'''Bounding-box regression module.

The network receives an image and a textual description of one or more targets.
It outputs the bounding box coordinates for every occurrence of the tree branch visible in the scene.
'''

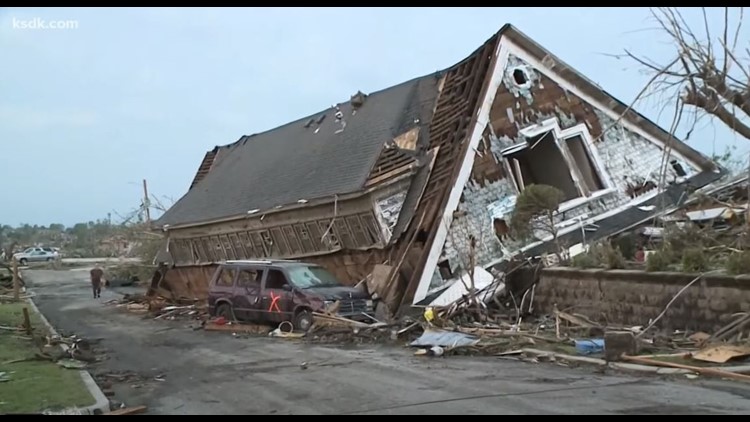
[684,88,750,140]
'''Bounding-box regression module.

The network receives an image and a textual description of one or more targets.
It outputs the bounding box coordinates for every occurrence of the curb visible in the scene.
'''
[25,294,110,415]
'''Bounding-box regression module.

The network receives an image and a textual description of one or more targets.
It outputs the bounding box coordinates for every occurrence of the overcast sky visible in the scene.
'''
[1,7,746,226]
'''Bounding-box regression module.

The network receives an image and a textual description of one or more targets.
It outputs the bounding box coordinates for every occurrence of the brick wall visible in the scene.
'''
[535,267,750,332]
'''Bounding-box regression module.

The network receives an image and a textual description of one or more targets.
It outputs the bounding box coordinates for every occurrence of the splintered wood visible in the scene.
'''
[622,355,750,383]
[105,405,147,415]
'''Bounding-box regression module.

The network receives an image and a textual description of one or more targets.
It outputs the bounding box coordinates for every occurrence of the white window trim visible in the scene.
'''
[557,187,614,213]
[505,39,704,172]
[508,117,614,209]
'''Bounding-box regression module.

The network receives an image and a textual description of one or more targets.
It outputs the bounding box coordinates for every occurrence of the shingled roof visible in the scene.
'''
[156,73,442,227]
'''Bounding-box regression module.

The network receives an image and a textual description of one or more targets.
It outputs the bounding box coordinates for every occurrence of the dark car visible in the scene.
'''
[207,260,373,332]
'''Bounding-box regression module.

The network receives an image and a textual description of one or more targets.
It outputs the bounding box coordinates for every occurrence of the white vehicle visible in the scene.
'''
[13,247,59,266]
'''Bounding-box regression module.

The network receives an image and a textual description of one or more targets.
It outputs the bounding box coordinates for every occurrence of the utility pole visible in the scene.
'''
[142,179,151,224]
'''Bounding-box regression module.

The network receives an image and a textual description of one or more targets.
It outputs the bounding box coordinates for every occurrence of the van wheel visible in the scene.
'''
[293,310,313,332]
[216,303,234,321]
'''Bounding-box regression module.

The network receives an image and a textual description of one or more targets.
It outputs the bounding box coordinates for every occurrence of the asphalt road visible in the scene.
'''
[27,269,750,415]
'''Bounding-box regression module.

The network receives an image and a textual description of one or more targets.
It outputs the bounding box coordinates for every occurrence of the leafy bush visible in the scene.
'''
[602,243,627,269]
[646,249,672,272]
[681,248,708,273]
[726,250,750,275]
[571,253,597,268]
[568,241,625,270]
[613,233,637,260]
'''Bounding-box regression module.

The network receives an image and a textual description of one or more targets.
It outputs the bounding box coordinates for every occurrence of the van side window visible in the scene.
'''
[238,269,263,287]
[216,268,236,287]
[265,269,289,290]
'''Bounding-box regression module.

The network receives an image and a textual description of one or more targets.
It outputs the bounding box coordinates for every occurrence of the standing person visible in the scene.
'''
[90,266,104,299]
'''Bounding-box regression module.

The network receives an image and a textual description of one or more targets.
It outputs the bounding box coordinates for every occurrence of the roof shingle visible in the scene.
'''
[157,73,442,227]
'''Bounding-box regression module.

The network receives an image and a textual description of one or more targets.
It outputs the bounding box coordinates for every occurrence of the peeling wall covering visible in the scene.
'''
[594,110,699,196]
[374,189,408,241]
[430,53,704,290]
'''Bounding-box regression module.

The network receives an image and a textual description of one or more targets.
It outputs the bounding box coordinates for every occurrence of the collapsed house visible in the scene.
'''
[152,24,721,314]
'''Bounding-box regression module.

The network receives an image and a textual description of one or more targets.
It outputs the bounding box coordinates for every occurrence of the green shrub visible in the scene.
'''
[568,241,626,270]
[571,253,597,269]
[613,233,637,260]
[681,248,708,273]
[726,250,750,275]
[646,249,672,272]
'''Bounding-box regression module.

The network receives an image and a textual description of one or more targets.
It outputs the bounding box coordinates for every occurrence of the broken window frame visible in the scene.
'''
[502,118,614,210]
[219,234,236,260]
[229,233,246,259]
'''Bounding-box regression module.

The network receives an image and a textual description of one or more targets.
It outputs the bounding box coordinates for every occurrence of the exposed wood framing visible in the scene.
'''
[169,210,384,265]
[385,33,502,310]
[189,147,219,190]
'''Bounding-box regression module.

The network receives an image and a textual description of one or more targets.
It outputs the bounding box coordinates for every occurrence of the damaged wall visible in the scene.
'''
[166,179,417,266]
[374,188,408,243]
[536,267,750,332]
[306,248,390,287]
[430,52,703,290]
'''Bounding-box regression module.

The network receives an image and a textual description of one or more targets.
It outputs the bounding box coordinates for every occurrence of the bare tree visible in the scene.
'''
[626,8,750,141]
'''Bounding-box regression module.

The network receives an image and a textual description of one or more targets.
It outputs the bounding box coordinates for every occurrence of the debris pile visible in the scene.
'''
[104,264,153,288]
[408,270,750,383]
[0,263,23,293]
[107,293,208,322]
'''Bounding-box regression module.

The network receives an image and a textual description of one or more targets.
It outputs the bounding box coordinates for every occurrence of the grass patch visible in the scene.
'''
[0,301,95,414]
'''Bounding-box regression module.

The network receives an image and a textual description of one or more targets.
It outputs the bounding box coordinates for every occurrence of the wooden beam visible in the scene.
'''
[622,355,750,382]
[365,163,414,188]
[105,405,148,415]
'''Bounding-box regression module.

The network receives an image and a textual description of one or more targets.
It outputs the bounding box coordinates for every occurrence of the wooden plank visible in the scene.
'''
[105,405,147,415]
[365,163,414,187]
[22,307,31,335]
[622,355,750,382]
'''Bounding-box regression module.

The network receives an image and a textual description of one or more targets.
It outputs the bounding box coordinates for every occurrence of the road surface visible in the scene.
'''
[28,269,750,415]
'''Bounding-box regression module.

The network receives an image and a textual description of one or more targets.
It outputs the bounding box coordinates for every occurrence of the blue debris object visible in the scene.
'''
[575,339,605,355]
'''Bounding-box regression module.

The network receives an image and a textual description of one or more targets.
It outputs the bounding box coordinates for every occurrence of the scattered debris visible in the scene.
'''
[575,339,604,355]
[410,329,480,349]
[622,355,750,383]
[57,359,87,370]
[688,331,711,344]
[105,405,148,415]
[692,345,750,364]
[0,372,10,382]
[108,293,208,322]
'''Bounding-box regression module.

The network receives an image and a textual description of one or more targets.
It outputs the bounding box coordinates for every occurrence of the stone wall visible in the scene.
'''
[535,268,750,333]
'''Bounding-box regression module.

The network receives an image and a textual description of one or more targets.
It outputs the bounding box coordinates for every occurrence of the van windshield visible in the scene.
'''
[287,266,342,289]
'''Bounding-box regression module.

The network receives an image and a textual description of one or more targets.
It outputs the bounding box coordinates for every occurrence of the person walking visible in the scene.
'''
[90,266,104,299]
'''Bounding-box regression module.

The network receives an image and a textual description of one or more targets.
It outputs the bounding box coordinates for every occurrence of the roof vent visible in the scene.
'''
[315,114,326,125]
[350,91,367,109]
[304,118,315,128]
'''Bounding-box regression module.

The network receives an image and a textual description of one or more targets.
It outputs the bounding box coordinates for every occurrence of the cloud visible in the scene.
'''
[0,104,98,129]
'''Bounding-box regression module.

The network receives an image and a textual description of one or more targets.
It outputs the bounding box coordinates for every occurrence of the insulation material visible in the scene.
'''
[375,190,407,241]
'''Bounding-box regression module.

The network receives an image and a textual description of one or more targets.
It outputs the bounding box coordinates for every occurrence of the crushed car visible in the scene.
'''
[207,260,373,331]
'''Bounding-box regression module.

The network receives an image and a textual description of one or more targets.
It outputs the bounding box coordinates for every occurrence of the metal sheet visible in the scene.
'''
[429,267,496,307]
[410,329,480,348]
